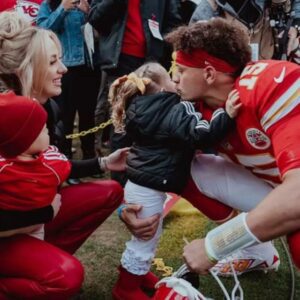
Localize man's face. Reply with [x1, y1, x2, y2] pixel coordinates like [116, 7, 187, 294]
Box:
[173, 64, 207, 101]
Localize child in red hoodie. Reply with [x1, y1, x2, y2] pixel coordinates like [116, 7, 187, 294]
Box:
[0, 92, 71, 239]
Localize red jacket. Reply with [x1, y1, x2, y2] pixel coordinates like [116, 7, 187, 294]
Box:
[0, 146, 71, 211]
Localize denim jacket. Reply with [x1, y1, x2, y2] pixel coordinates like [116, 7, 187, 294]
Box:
[37, 1, 86, 67]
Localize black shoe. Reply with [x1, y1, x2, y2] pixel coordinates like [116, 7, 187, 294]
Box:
[181, 272, 200, 289]
[67, 178, 82, 185]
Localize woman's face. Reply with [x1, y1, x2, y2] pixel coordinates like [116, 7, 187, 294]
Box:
[36, 36, 67, 104]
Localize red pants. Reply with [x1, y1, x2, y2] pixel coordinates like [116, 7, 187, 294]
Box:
[182, 177, 300, 269]
[0, 180, 123, 300]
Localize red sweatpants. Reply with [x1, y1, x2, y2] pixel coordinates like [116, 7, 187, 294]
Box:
[182, 177, 300, 269]
[0, 180, 123, 300]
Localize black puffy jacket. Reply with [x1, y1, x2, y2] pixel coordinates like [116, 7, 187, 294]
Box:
[125, 92, 235, 194]
[88, 0, 181, 70]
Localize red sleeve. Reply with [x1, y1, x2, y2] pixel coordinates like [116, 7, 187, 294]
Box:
[261, 69, 300, 176]
[238, 61, 300, 177]
[269, 114, 300, 176]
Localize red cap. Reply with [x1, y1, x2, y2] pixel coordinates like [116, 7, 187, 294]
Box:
[0, 92, 47, 157]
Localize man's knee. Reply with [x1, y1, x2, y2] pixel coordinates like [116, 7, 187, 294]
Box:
[182, 178, 234, 222]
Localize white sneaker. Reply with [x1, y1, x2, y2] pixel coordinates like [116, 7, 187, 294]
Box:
[210, 241, 280, 276]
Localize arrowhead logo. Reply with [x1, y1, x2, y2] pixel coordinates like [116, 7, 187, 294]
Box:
[274, 67, 286, 84]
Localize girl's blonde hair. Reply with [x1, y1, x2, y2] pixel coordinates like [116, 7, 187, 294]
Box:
[108, 62, 165, 133]
[0, 11, 61, 98]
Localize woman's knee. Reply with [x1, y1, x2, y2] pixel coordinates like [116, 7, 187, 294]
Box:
[54, 255, 84, 297]
[93, 179, 124, 209]
[0, 236, 84, 299]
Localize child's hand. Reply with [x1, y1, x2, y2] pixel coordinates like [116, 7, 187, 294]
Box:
[51, 194, 62, 218]
[225, 89, 242, 118]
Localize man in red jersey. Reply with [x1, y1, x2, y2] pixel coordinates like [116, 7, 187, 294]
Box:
[0, 0, 42, 23]
[163, 17, 300, 274]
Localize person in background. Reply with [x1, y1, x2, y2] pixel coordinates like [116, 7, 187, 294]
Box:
[190, 0, 300, 63]
[88, 0, 182, 186]
[0, 0, 42, 24]
[0, 12, 126, 299]
[177, 0, 197, 24]
[37, 0, 101, 185]
[109, 61, 240, 299]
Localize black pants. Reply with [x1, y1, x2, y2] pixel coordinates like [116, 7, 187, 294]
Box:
[57, 65, 101, 159]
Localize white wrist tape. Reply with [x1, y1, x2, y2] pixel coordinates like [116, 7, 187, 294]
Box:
[205, 212, 262, 261]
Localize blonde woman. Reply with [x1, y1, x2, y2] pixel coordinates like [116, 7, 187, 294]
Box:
[0, 12, 128, 299]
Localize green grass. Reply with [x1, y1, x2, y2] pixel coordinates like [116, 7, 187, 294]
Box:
[76, 209, 300, 300]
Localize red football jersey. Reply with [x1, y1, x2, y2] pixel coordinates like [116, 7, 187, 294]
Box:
[202, 60, 300, 185]
[0, 146, 71, 211]
[0, 0, 42, 24]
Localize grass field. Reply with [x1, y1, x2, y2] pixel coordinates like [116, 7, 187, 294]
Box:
[76, 201, 300, 300]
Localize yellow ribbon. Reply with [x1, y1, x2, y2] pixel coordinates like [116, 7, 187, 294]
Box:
[127, 72, 151, 94]
[111, 73, 150, 93]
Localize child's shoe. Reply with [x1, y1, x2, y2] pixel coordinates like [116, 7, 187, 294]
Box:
[112, 266, 151, 300]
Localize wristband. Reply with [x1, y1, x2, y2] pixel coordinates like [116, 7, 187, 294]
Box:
[205, 213, 261, 261]
[117, 204, 127, 219]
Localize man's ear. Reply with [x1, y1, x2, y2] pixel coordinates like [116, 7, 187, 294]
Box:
[203, 65, 217, 85]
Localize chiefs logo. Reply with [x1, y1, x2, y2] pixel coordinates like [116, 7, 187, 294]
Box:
[15, 0, 40, 23]
[246, 128, 270, 150]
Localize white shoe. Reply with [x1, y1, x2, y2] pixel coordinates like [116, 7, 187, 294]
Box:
[210, 242, 280, 276]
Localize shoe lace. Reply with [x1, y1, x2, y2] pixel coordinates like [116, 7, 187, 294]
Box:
[209, 262, 244, 300]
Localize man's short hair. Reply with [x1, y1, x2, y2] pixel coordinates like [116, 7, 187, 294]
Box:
[165, 18, 252, 76]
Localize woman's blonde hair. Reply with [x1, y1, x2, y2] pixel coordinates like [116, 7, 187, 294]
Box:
[108, 62, 165, 133]
[0, 11, 61, 98]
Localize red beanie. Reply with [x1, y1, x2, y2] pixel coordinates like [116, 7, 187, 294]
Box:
[0, 92, 47, 157]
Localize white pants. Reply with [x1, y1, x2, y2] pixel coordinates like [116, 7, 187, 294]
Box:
[191, 154, 273, 212]
[121, 180, 166, 275]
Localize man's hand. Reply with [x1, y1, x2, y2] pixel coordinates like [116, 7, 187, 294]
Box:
[183, 238, 216, 275]
[120, 204, 160, 240]
[104, 147, 130, 172]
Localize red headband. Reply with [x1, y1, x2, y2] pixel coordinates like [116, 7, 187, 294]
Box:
[176, 49, 238, 74]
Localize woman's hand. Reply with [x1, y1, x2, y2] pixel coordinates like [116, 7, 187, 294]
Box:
[101, 147, 130, 172]
[76, 0, 90, 14]
[51, 194, 62, 218]
[61, 0, 76, 11]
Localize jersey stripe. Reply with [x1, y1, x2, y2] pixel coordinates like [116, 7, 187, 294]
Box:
[260, 79, 300, 131]
[235, 153, 275, 167]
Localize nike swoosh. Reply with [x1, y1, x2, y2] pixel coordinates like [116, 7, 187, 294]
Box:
[274, 67, 286, 83]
